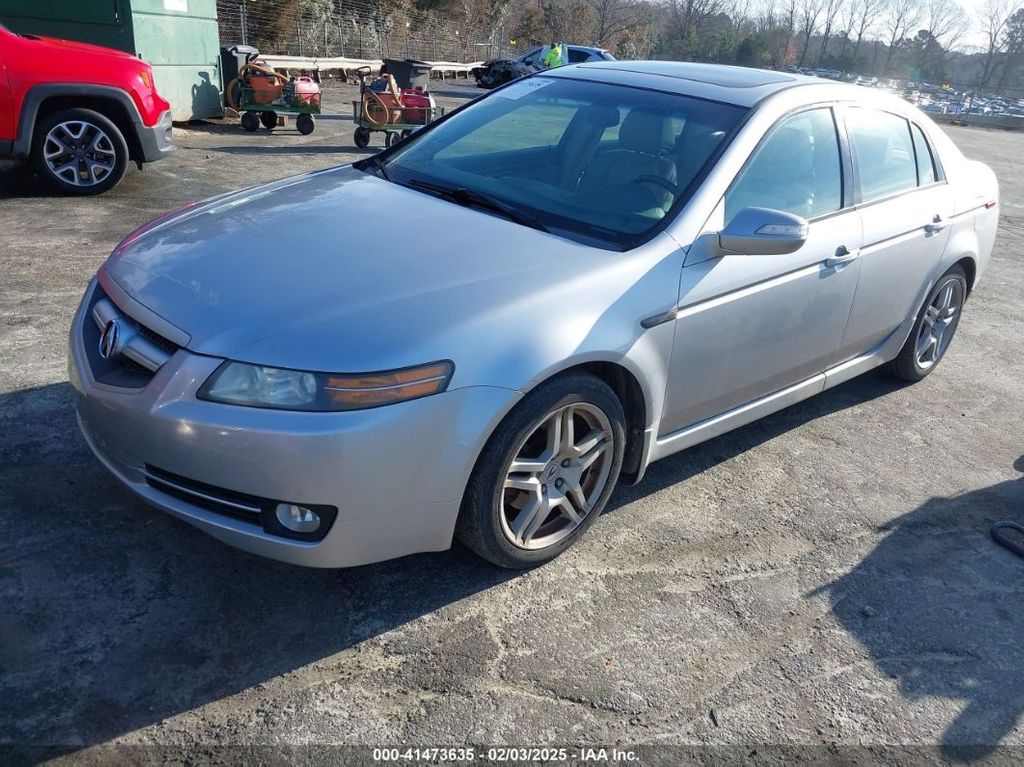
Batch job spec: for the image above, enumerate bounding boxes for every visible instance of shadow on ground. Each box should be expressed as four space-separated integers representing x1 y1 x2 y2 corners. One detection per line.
813 457 1024 760
2 372 1019 755
201 145 377 156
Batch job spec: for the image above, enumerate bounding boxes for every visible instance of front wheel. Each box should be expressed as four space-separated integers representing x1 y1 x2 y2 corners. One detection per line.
31 108 129 195
885 264 968 382
456 373 625 569
353 126 371 148
241 111 260 131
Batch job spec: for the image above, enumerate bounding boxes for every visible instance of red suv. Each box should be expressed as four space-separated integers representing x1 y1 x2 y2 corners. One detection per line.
0 23 174 195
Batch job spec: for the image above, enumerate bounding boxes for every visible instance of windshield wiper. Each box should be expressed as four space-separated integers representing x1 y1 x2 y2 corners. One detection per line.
366 154 391 181
407 179 549 233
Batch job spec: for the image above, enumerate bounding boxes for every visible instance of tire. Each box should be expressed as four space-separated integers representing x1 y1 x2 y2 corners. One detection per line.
456 372 625 569
353 127 371 148
241 111 260 131
31 108 129 196
385 131 397 148
260 110 278 129
296 113 315 135
225 78 241 110
885 264 968 382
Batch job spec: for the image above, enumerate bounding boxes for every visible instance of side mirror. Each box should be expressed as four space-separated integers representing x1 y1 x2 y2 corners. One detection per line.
718 207 809 256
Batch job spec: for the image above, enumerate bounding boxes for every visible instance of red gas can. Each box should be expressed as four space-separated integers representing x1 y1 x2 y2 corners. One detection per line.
292 76 321 106
400 88 434 125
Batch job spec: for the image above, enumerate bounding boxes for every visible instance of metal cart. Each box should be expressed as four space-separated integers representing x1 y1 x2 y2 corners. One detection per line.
351 100 445 148
239 82 322 135
351 65 445 148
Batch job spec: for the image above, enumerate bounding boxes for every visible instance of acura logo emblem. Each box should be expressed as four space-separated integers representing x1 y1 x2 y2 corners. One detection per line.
98 319 122 360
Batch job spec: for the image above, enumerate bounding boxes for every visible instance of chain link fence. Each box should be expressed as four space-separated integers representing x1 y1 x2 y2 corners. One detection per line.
217 0 512 63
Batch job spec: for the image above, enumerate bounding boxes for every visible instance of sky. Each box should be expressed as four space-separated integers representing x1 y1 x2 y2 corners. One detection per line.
958 0 990 49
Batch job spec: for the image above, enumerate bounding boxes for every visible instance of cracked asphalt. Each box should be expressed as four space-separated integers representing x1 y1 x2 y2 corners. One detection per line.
1 82 1022 761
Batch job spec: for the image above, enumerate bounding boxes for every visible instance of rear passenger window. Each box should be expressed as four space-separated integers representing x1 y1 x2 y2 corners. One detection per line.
846 109 917 201
911 124 937 185
725 108 842 224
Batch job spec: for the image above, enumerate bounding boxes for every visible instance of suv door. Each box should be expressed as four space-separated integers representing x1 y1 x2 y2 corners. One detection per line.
838 107 953 355
660 106 863 433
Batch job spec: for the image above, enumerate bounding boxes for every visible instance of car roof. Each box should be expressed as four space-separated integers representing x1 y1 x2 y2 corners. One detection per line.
545 60 871 109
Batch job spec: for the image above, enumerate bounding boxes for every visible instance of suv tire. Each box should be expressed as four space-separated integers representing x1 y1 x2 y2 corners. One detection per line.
31 108 129 195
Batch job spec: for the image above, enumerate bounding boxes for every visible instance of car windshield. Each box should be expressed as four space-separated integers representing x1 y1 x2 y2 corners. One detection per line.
378 77 747 249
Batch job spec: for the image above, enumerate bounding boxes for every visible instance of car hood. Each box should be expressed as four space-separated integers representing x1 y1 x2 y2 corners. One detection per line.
28 34 143 63
102 166 665 381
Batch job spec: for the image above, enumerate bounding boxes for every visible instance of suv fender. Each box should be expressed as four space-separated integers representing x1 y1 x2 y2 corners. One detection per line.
14 83 172 165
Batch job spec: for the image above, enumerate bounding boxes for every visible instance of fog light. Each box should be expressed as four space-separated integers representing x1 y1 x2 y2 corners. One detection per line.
275 503 321 533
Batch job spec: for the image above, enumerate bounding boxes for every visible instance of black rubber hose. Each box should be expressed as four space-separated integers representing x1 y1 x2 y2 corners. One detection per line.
991 521 1024 557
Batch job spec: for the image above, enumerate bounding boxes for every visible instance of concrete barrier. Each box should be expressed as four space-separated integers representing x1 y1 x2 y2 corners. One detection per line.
260 55 483 82
930 112 1024 131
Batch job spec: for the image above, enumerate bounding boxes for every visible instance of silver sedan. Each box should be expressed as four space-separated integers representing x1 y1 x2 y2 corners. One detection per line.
69 61 1000 569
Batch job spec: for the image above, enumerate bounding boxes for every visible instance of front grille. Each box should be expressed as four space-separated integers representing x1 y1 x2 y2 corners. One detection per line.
136 322 181 356
83 284 180 388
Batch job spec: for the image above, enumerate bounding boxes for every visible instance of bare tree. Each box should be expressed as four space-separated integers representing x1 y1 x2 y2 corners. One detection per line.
797 0 826 66
997 6 1024 87
977 0 1024 85
585 0 644 47
913 0 969 78
880 0 923 75
846 0 885 65
816 0 845 66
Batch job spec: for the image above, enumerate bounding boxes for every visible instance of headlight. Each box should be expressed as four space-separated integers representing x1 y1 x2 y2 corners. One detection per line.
198 360 454 411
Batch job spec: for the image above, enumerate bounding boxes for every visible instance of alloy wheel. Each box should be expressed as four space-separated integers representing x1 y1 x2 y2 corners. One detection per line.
43 121 117 188
499 402 614 550
916 279 964 370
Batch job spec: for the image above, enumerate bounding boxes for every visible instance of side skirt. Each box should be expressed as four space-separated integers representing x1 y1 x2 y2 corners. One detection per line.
629 319 914 481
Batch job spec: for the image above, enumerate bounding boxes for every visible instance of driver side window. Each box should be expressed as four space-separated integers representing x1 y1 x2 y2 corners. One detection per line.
725 108 842 225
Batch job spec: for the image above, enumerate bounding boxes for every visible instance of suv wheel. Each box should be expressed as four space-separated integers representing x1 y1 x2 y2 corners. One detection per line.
31 108 129 195
457 373 625 569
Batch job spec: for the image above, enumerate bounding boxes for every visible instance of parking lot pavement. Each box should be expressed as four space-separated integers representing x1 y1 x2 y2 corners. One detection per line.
1 83 1022 758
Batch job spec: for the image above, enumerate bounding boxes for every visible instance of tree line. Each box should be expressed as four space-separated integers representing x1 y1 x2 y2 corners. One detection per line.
220 0 1024 90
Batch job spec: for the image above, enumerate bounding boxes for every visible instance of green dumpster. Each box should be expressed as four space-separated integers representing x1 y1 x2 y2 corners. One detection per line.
0 0 223 121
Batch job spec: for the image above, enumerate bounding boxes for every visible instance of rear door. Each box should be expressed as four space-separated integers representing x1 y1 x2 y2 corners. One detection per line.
838 107 953 357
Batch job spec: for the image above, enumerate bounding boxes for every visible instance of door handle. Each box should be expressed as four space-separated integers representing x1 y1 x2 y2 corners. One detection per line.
924 215 946 234
825 246 860 268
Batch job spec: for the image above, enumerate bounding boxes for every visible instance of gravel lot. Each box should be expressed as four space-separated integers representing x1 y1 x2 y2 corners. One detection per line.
1 82 1022 761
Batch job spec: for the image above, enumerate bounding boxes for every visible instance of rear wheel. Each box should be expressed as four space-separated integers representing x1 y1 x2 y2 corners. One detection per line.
296 113 315 135
456 373 625 569
886 264 968 382
31 108 128 196
353 127 371 148
260 110 278 129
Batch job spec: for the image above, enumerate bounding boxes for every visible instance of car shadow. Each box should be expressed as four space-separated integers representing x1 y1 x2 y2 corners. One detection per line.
810 459 1024 760
0 370 938 755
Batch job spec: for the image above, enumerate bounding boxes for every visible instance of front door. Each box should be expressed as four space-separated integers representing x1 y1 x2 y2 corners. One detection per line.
660 106 863 434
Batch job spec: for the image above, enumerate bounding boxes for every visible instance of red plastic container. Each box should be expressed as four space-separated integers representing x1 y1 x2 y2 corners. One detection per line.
400 88 432 125
293 76 321 105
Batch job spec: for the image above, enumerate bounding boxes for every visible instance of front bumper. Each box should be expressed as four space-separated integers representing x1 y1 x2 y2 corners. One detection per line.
137 109 175 164
69 279 520 567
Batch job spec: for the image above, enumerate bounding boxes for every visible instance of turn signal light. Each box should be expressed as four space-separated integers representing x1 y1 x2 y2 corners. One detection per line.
325 361 453 408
